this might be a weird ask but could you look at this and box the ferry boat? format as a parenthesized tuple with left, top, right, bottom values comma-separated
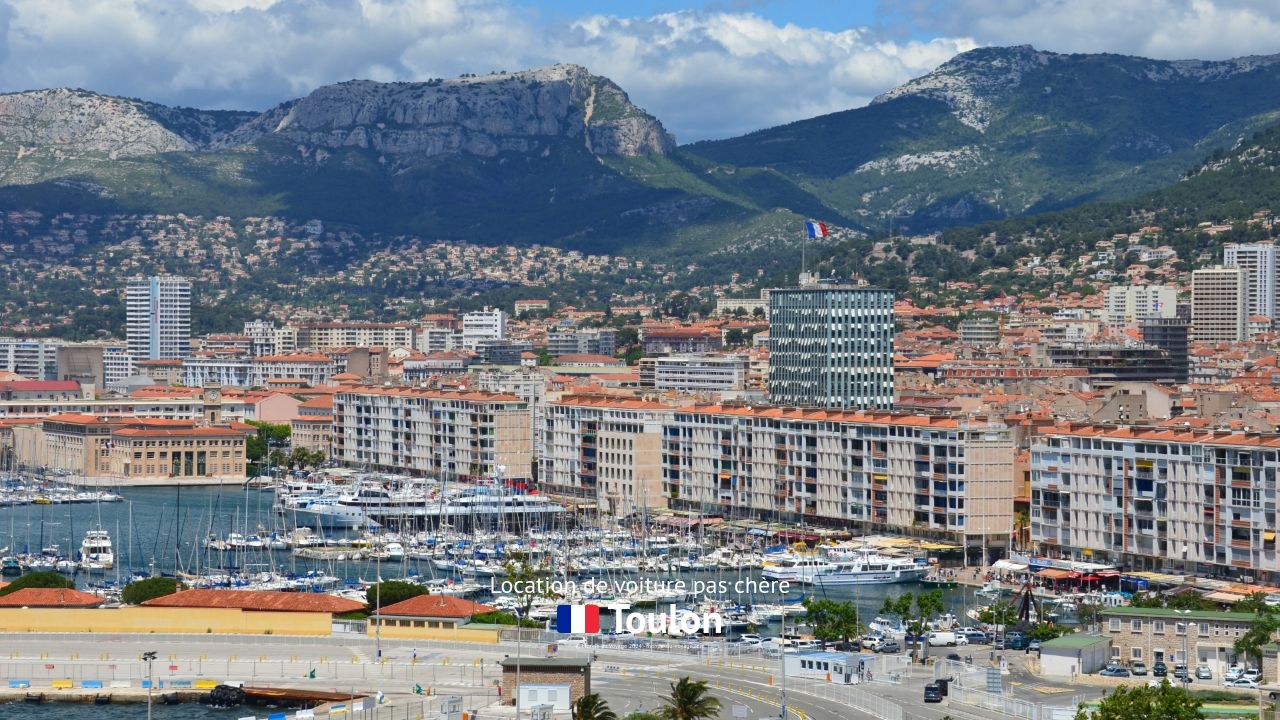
(79, 529, 114, 571)
(761, 556, 838, 583)
(809, 549, 927, 586)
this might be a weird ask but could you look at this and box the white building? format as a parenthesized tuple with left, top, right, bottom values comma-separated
(0, 337, 61, 380)
(1103, 285, 1178, 329)
(638, 354, 749, 392)
(126, 276, 191, 362)
(461, 308, 506, 350)
(415, 327, 462, 354)
(1224, 243, 1278, 322)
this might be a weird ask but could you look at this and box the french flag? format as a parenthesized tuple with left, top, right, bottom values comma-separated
(557, 604, 601, 634)
(805, 220, 828, 239)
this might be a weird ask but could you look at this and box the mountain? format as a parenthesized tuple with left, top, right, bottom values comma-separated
(683, 45, 1280, 232)
(3, 48, 1280, 258)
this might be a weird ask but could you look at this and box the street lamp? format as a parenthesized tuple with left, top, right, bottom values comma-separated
(1174, 609, 1191, 688)
(142, 651, 157, 720)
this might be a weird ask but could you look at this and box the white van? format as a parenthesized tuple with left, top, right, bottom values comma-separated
(927, 631, 966, 647)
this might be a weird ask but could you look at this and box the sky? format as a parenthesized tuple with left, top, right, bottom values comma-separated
(0, 0, 1278, 142)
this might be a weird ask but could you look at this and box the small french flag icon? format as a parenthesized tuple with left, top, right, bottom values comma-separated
(556, 604, 601, 634)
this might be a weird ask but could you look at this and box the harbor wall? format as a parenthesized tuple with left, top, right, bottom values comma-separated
(0, 607, 331, 635)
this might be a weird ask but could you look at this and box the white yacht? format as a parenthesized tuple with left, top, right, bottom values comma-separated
(809, 549, 927, 586)
(761, 555, 839, 583)
(79, 529, 114, 571)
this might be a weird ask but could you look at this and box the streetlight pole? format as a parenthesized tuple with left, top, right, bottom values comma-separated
(515, 607, 523, 720)
(143, 651, 157, 720)
(375, 554, 382, 663)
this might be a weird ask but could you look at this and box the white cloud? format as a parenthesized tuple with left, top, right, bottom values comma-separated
(0, 0, 1276, 143)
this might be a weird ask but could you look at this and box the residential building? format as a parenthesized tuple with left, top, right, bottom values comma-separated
(641, 327, 722, 356)
(541, 395, 672, 515)
(0, 337, 61, 380)
(547, 329, 617, 358)
(637, 354, 749, 392)
(126, 276, 191, 362)
(767, 282, 895, 410)
(415, 327, 462, 353)
(664, 406, 1015, 561)
(243, 320, 283, 357)
(461, 308, 506, 349)
(0, 380, 83, 401)
(1103, 285, 1178, 329)
(715, 295, 768, 318)
(56, 342, 134, 389)
(958, 317, 1000, 346)
(1031, 423, 1280, 582)
(1224, 242, 1278, 321)
(292, 322, 415, 350)
(475, 339, 534, 366)
(513, 299, 550, 316)
(291, 395, 333, 457)
(1190, 267, 1247, 342)
(332, 387, 532, 483)
(473, 370, 547, 458)
(252, 354, 335, 387)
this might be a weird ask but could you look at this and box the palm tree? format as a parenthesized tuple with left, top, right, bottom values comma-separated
(659, 677, 721, 720)
(572, 693, 619, 720)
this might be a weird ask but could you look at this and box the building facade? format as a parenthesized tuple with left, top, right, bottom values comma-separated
(1190, 267, 1247, 342)
(332, 387, 532, 483)
(292, 322, 415, 350)
(638, 354, 749, 392)
(1224, 243, 1278, 322)
(1098, 606, 1256, 678)
(461, 308, 507, 349)
(767, 284, 894, 410)
(1103, 285, 1178, 329)
(1031, 424, 1280, 582)
(0, 337, 61, 380)
(547, 329, 617, 358)
(541, 395, 672, 515)
(663, 406, 1014, 559)
(126, 276, 191, 362)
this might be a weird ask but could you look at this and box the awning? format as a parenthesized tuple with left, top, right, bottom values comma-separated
(993, 559, 1029, 572)
(1266, 531, 1276, 542)
(1097, 571, 1120, 578)
(1037, 568, 1074, 580)
(1204, 591, 1244, 604)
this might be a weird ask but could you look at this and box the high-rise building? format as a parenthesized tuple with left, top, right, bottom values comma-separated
(1224, 243, 1278, 321)
(1190, 267, 1246, 342)
(1140, 317, 1190, 383)
(0, 337, 61, 380)
(767, 281, 894, 410)
(1103, 285, 1178, 328)
(461, 308, 506, 349)
(126, 276, 191, 362)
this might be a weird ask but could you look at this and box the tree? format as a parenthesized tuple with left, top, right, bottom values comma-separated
(659, 677, 721, 720)
(572, 693, 619, 720)
(246, 421, 291, 462)
(623, 714, 661, 720)
(978, 601, 1019, 628)
(802, 598, 861, 645)
(366, 580, 427, 609)
(724, 328, 746, 347)
(1232, 601, 1280, 718)
(1074, 681, 1201, 720)
(121, 577, 183, 605)
(0, 571, 75, 596)
(500, 551, 550, 617)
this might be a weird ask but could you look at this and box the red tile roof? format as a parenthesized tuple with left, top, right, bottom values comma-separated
(0, 587, 103, 607)
(0, 380, 80, 392)
(142, 589, 364, 613)
(377, 594, 495, 618)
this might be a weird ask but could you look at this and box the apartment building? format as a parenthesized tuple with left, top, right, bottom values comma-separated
(958, 317, 1000, 346)
(126, 276, 191, 362)
(0, 337, 61, 380)
(541, 395, 673, 515)
(547, 329, 617, 358)
(1031, 423, 1280, 582)
(291, 395, 333, 457)
(637, 354, 749, 392)
(253, 354, 336, 387)
(461, 308, 507, 349)
(1103, 285, 1178, 329)
(332, 386, 532, 483)
(292, 322, 415, 350)
(1224, 243, 1278, 321)
(56, 342, 134, 389)
(1191, 267, 1247, 342)
(641, 327, 722, 356)
(663, 406, 1015, 559)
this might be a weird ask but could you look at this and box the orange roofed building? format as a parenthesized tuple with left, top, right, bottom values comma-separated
(142, 589, 364, 615)
(0, 588, 104, 608)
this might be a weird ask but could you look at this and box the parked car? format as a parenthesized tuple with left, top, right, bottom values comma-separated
(874, 640, 901, 654)
(993, 637, 1006, 650)
(1153, 661, 1168, 677)
(1225, 678, 1259, 690)
(861, 635, 885, 649)
(738, 634, 763, 645)
(963, 631, 989, 645)
(1130, 660, 1148, 676)
(1243, 668, 1261, 682)
(1226, 666, 1243, 681)
(1099, 665, 1131, 677)
(946, 653, 963, 662)
(1028, 640, 1041, 652)
(559, 635, 589, 646)
(927, 632, 967, 647)
(1195, 665, 1212, 680)
(923, 683, 943, 703)
(1173, 664, 1190, 680)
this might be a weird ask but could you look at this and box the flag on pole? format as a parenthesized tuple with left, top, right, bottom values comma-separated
(805, 220, 828, 239)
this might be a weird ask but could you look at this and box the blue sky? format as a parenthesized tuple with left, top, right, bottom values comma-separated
(0, 0, 1277, 141)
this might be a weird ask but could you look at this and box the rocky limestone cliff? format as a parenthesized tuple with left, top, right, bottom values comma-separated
(217, 64, 674, 160)
(0, 89, 200, 158)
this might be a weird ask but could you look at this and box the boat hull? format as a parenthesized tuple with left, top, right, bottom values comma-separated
(811, 569, 927, 586)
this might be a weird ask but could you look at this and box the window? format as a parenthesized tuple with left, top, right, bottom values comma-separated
(1109, 619, 1121, 632)
(1153, 621, 1165, 634)
(1131, 620, 1143, 632)
(1131, 647, 1142, 660)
